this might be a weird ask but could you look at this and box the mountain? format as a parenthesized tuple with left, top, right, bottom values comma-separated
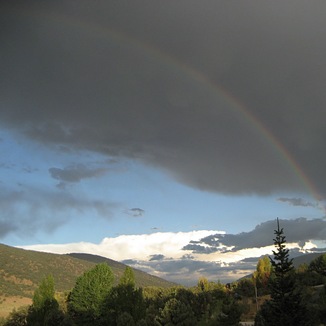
(0, 243, 175, 300)
(292, 252, 326, 268)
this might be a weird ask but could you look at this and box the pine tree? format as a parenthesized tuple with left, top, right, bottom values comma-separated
(269, 218, 294, 301)
(255, 218, 309, 326)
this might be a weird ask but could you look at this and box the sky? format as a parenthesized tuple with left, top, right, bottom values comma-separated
(1, 0, 326, 285)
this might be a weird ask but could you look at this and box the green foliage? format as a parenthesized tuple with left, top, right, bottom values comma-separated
(235, 278, 255, 297)
(309, 253, 326, 276)
(104, 284, 146, 325)
(255, 256, 271, 290)
(27, 275, 66, 326)
(119, 266, 136, 287)
(32, 275, 55, 309)
(67, 263, 114, 325)
(197, 277, 209, 291)
(2, 306, 28, 326)
(316, 285, 326, 324)
(256, 219, 308, 326)
(159, 297, 196, 325)
(215, 296, 242, 326)
(69, 253, 175, 289)
(270, 219, 293, 281)
(116, 312, 135, 326)
(27, 299, 65, 326)
(142, 284, 231, 325)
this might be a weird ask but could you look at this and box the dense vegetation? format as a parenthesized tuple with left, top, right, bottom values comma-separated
(1, 265, 243, 325)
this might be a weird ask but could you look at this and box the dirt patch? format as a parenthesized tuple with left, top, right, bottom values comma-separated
(3, 274, 33, 286)
(0, 296, 32, 318)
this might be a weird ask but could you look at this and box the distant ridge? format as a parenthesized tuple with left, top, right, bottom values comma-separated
(292, 252, 326, 268)
(0, 243, 175, 300)
(68, 252, 177, 288)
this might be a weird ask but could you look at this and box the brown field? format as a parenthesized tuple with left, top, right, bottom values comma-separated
(0, 296, 32, 319)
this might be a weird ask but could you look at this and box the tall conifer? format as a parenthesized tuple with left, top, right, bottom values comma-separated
(255, 218, 308, 326)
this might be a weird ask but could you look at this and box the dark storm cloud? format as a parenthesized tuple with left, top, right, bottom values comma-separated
(278, 197, 318, 208)
(184, 218, 326, 253)
(1, 1, 326, 196)
(49, 164, 108, 183)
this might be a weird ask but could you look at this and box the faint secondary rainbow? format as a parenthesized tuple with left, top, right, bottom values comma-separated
(23, 7, 323, 206)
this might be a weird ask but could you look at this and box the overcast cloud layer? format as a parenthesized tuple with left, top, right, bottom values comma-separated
(2, 1, 326, 197)
(22, 218, 326, 285)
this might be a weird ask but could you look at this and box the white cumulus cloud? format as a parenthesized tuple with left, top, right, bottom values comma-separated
(20, 230, 224, 261)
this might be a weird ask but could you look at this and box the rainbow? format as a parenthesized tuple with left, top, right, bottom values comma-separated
(16, 6, 323, 207)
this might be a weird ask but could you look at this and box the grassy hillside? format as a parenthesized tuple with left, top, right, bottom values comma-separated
(0, 243, 175, 299)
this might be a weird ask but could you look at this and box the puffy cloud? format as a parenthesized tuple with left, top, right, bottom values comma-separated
(19, 230, 223, 261)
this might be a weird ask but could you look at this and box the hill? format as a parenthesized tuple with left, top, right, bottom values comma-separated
(68, 253, 173, 288)
(292, 252, 326, 268)
(0, 243, 175, 298)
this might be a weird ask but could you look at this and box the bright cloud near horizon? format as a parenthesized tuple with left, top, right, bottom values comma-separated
(1, 1, 326, 285)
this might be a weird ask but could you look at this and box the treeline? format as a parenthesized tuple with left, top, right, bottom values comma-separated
(1, 265, 243, 326)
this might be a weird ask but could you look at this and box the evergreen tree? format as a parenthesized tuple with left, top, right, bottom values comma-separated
(269, 219, 294, 300)
(309, 253, 326, 277)
(255, 218, 309, 326)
